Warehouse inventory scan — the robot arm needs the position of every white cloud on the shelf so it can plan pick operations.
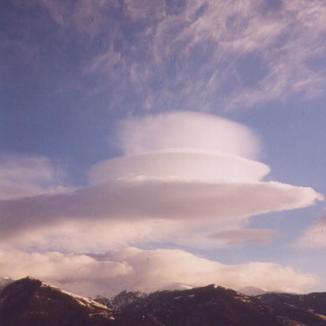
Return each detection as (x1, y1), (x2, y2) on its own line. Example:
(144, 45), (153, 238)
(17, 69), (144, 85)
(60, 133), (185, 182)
(4, 218), (179, 253)
(0, 112), (322, 297)
(0, 112), (322, 252)
(124, 0), (166, 22)
(71, 0), (118, 38)
(37, 0), (67, 26)
(0, 155), (69, 200)
(296, 218), (326, 248)
(208, 228), (276, 245)
(90, 111), (268, 184)
(0, 249), (130, 296)
(155, 0), (326, 108)
(82, 0), (326, 111)
(0, 180), (321, 244)
(116, 111), (260, 159)
(110, 247), (317, 294)
(89, 152), (269, 184)
(24, 1), (326, 110)
(3, 1), (325, 296)
(0, 247), (317, 296)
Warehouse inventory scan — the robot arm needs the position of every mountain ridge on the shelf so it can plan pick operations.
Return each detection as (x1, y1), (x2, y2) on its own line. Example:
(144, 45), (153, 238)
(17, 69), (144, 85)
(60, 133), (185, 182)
(0, 277), (325, 325)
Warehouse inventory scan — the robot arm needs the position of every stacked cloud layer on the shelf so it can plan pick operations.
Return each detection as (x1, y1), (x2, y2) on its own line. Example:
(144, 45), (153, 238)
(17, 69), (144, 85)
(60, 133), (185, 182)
(0, 111), (322, 294)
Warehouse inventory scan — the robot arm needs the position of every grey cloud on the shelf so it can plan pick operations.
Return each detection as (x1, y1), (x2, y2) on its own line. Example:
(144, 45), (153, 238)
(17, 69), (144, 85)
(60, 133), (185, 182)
(208, 228), (276, 245)
(0, 180), (321, 240)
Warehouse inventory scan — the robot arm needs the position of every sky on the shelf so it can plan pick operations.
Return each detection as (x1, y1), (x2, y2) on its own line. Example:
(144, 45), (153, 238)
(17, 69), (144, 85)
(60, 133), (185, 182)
(0, 0), (326, 297)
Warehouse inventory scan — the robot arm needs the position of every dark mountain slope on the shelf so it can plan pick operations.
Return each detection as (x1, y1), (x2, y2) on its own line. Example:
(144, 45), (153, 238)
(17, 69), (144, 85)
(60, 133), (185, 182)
(0, 277), (114, 326)
(0, 278), (325, 326)
(258, 292), (326, 325)
(0, 278), (12, 295)
(113, 285), (282, 326)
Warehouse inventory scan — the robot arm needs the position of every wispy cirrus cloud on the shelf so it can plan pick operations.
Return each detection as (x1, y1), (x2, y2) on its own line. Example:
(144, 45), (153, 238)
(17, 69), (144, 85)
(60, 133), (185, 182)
(7, 0), (326, 112)
(0, 155), (69, 200)
(296, 217), (326, 248)
(81, 0), (326, 111)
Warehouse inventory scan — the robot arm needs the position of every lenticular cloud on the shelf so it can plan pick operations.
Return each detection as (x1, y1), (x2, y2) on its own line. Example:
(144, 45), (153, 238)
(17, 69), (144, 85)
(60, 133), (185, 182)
(89, 111), (321, 216)
(0, 111), (322, 250)
(91, 111), (268, 184)
(84, 111), (322, 247)
(116, 112), (260, 159)
(0, 111), (323, 295)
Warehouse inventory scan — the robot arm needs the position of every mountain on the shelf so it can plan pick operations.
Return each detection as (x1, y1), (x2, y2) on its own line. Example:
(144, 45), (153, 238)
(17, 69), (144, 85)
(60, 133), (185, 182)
(109, 286), (326, 326)
(258, 292), (326, 325)
(0, 277), (115, 326)
(0, 278), (325, 325)
(0, 278), (12, 294)
(113, 284), (281, 326)
(238, 286), (267, 296)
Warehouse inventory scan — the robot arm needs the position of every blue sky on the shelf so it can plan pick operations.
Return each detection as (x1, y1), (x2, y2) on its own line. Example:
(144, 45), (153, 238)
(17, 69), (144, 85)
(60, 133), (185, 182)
(0, 0), (326, 296)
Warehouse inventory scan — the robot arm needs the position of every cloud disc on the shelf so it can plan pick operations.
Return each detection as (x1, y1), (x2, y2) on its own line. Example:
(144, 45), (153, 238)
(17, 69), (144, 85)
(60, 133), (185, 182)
(89, 151), (270, 184)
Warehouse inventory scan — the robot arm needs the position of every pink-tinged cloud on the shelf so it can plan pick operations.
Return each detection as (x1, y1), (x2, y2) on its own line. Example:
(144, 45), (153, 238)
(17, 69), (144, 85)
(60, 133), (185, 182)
(89, 152), (269, 184)
(296, 218), (326, 248)
(0, 112), (323, 253)
(116, 112), (260, 159)
(208, 228), (276, 245)
(0, 248), (318, 297)
(0, 155), (69, 200)
(0, 180), (321, 240)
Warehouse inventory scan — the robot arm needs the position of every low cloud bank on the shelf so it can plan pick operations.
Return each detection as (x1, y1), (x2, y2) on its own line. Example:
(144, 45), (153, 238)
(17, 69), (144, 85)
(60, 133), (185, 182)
(0, 248), (317, 297)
